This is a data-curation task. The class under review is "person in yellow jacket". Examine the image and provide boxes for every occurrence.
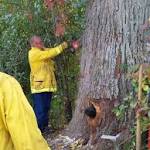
[28,35,68,132]
[0,72,50,150]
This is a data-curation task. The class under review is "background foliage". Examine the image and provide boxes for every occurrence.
[113,65,150,149]
[0,0,86,129]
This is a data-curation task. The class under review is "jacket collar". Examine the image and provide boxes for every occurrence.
[31,47,45,51]
[31,47,44,52]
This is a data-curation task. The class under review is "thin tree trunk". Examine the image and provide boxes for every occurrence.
[136,65,143,150]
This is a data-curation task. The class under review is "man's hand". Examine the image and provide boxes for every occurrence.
[61,41,68,49]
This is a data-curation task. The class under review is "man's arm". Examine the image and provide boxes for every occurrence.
[31,42,68,61]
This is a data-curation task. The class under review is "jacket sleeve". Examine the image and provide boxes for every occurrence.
[3,78,50,150]
[32,45,64,61]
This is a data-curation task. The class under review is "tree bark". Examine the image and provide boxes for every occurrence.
[67,0,150,149]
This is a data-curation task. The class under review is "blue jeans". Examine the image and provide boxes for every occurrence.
[32,92,52,131]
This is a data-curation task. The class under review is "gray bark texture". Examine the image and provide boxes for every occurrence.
[66,0,150,149]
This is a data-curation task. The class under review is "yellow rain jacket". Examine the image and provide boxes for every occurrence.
[28,44,64,93]
[0,72,50,150]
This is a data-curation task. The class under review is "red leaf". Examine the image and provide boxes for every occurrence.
[56,0,65,5]
[44,0,54,10]
[28,14,33,21]
[55,22,65,37]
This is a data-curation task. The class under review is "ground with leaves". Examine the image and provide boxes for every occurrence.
[43,130,94,150]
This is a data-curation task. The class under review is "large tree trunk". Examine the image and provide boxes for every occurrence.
[67,0,150,149]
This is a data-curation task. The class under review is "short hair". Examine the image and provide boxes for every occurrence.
[84,105,96,118]
[29,35,41,46]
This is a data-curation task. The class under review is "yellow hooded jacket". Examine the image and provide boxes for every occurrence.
[28,44,64,93]
[0,72,50,150]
